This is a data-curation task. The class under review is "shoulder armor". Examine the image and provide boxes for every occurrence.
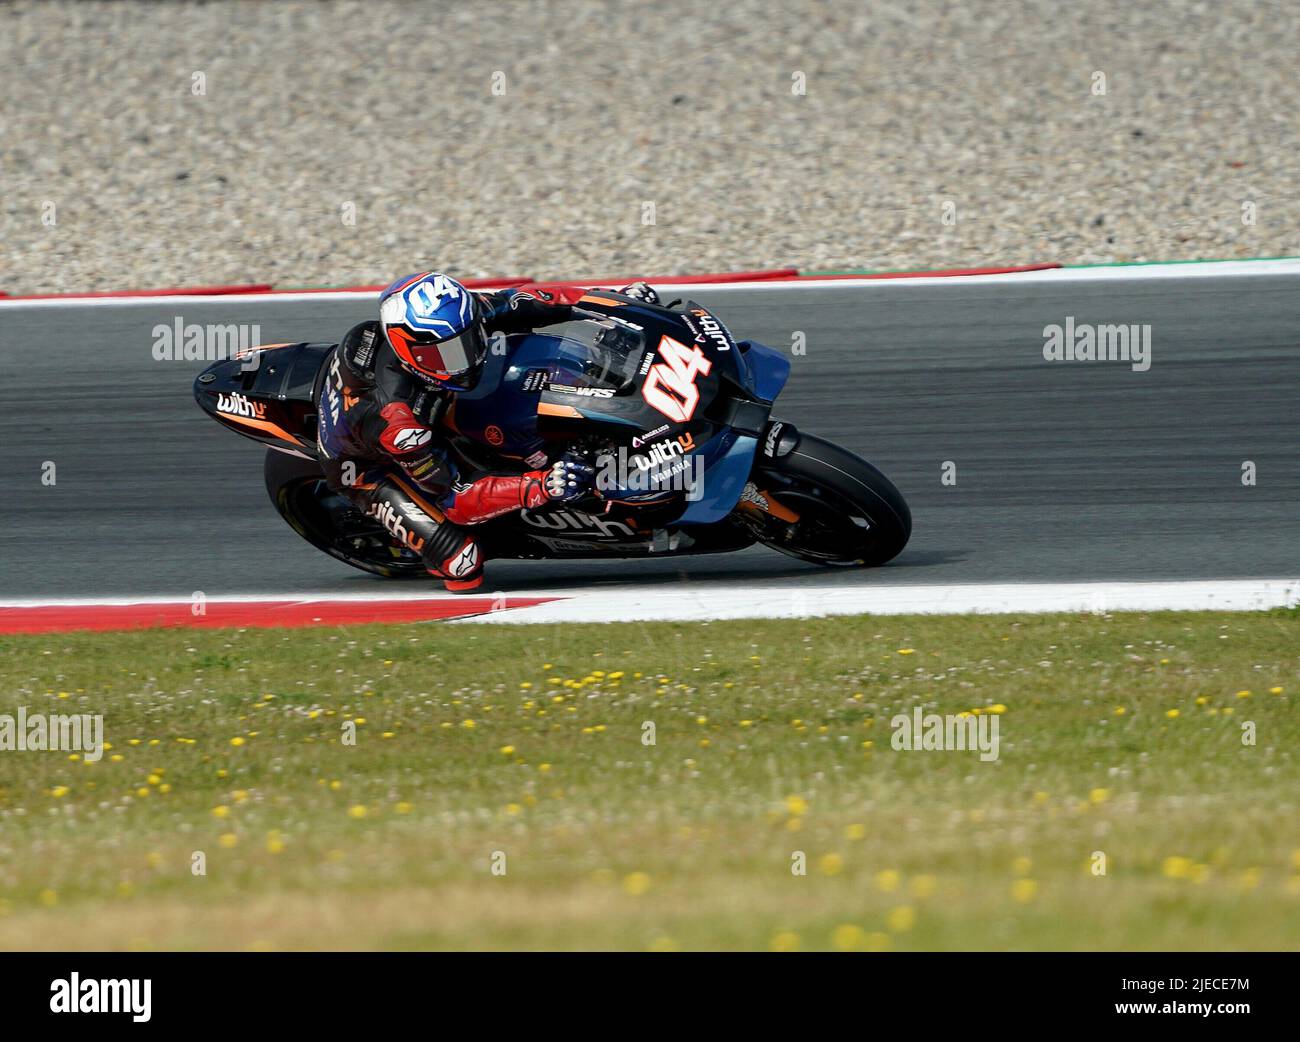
[338,321,383,382]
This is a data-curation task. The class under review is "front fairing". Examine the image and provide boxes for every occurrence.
[444,296,791,522]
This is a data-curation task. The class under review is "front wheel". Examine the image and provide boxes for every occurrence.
[747,431,911,566]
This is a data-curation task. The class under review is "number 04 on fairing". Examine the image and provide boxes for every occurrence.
[194,292,911,575]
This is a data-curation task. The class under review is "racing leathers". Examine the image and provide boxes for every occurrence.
[315,284,596,591]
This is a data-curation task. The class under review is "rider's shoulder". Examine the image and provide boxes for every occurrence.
[338,321,383,381]
[474,288,514,323]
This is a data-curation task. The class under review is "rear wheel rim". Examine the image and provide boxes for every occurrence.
[284,479,424,570]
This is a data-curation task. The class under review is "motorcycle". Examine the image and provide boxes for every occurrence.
[193,290,911,577]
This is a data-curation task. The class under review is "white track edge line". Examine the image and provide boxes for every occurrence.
[2,579,1296,623]
[4,259,1299,309]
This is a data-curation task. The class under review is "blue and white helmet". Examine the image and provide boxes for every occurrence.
[378,272,486,389]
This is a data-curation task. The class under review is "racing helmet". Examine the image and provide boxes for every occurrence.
[378,272,487,390]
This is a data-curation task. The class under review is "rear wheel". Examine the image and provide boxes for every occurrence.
[748,432,911,566]
[263,449,427,578]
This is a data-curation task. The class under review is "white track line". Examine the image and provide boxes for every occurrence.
[462,579,1300,623]
[4,259,1298,309]
[2,579,1294,623]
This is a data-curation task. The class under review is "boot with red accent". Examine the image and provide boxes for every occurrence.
[426,533,485,593]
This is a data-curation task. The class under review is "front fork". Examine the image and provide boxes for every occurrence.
[737,421,803,524]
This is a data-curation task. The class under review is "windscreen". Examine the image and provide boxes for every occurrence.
[539,319,646,391]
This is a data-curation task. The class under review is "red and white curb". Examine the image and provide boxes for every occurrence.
[0,594,558,635]
[4,258,1299,309]
[0,265,1054,308]
[0,579,1294,633]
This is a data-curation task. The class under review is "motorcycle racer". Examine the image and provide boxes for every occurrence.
[316,271,661,591]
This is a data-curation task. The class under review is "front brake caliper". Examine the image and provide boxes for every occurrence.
[737,482,800,523]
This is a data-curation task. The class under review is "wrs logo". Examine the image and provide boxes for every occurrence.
[50,973,151,1022]
[215,392,267,419]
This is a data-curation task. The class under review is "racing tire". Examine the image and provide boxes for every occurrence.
[749,432,911,567]
[262,448,428,579]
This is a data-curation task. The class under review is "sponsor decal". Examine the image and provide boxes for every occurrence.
[548,383,616,398]
[631,423,672,449]
[391,427,432,451]
[406,457,438,481]
[322,355,345,426]
[216,391,267,420]
[366,499,427,552]
[595,446,704,502]
[521,368,550,392]
[638,351,654,375]
[641,334,712,423]
[630,431,696,471]
[353,327,376,371]
[484,424,505,446]
[683,306,735,353]
[446,540,480,577]
[764,421,784,458]
[524,450,549,468]
[520,509,636,539]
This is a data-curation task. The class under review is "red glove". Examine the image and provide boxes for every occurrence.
[442,461,596,524]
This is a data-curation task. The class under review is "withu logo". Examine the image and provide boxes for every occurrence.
[215,392,267,419]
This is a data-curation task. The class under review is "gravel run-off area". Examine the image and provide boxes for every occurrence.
[2,0,1297,293]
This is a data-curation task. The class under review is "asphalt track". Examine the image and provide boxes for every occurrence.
[1,273,1297,599]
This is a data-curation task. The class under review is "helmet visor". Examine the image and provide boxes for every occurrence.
[397,324,487,385]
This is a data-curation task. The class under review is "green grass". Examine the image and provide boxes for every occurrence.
[1,610,1297,951]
